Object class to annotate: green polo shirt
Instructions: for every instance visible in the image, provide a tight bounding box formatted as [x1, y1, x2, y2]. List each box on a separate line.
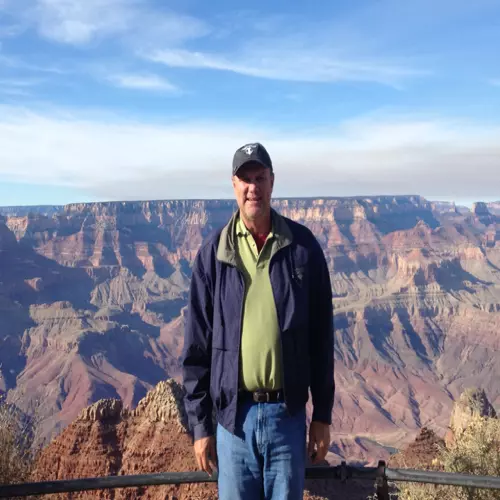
[236, 216, 283, 391]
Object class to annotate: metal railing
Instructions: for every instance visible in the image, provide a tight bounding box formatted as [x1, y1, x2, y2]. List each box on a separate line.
[1, 462, 500, 499]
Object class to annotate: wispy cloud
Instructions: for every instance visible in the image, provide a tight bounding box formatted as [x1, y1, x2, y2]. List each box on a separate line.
[0, 105, 498, 201]
[0, 77, 42, 86]
[3, 0, 429, 88]
[145, 48, 425, 87]
[107, 73, 178, 92]
[33, 0, 136, 45]
[0, 87, 31, 96]
[26, 0, 209, 47]
[0, 24, 24, 37]
[489, 79, 500, 86]
[0, 77, 44, 97]
[0, 53, 65, 74]
[135, 1, 436, 88]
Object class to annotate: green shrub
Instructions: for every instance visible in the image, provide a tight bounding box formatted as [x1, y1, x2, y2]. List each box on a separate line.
[0, 395, 34, 485]
[398, 416, 500, 500]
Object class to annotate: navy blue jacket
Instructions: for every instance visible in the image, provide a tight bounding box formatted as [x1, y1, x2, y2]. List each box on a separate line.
[182, 209, 334, 440]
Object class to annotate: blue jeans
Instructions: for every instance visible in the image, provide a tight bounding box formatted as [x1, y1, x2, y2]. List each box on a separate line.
[216, 397, 307, 500]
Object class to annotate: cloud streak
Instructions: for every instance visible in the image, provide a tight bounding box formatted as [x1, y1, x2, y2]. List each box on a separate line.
[145, 47, 426, 87]
[2, 0, 430, 88]
[0, 77, 43, 87]
[0, 77, 45, 97]
[0, 105, 498, 202]
[106, 73, 178, 92]
[9, 0, 209, 47]
[0, 52, 66, 74]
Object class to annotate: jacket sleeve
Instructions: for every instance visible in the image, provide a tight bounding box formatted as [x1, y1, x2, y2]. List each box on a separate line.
[182, 249, 214, 441]
[308, 236, 335, 424]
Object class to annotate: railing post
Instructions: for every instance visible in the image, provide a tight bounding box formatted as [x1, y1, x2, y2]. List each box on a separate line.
[375, 460, 389, 500]
[340, 461, 347, 483]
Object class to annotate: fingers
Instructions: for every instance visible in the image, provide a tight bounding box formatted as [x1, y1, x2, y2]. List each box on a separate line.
[195, 451, 202, 471]
[194, 437, 217, 476]
[313, 440, 328, 464]
[199, 449, 213, 475]
[208, 439, 218, 474]
[307, 427, 316, 457]
[309, 424, 330, 464]
[308, 433, 318, 464]
[308, 441, 315, 456]
[205, 457, 214, 476]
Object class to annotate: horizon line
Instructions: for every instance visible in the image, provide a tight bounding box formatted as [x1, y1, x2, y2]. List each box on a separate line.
[1, 194, 492, 210]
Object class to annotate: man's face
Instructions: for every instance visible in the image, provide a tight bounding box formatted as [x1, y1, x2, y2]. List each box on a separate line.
[232, 163, 274, 221]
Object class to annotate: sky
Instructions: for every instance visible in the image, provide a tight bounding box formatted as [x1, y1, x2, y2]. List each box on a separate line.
[0, 0, 499, 206]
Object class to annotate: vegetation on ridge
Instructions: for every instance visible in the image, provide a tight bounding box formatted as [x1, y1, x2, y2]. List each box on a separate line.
[398, 415, 500, 500]
[0, 394, 36, 485]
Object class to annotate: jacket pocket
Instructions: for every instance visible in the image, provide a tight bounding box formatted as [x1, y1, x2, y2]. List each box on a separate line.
[210, 345, 235, 412]
[292, 265, 307, 288]
[290, 253, 311, 323]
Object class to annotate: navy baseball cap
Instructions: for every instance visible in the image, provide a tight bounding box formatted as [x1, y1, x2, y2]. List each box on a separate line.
[232, 142, 273, 176]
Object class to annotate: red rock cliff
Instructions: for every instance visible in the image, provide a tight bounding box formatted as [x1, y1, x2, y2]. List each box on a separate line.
[1, 195, 499, 463]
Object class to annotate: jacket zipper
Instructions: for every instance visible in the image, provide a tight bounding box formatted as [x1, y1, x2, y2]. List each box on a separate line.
[290, 245, 297, 281]
[234, 265, 245, 397]
[268, 246, 291, 415]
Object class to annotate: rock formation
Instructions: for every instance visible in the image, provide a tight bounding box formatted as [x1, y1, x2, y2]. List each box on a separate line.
[389, 427, 444, 469]
[78, 398, 124, 422]
[391, 388, 498, 471]
[32, 380, 373, 500]
[487, 201, 500, 216]
[472, 201, 498, 225]
[445, 388, 497, 447]
[431, 201, 472, 215]
[472, 202, 490, 216]
[132, 379, 189, 431]
[32, 379, 219, 499]
[0, 205, 63, 217]
[1, 195, 500, 463]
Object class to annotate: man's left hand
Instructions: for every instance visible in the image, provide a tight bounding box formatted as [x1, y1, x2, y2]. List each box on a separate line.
[308, 421, 331, 465]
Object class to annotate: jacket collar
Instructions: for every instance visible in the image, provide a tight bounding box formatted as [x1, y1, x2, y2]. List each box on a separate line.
[216, 208, 293, 267]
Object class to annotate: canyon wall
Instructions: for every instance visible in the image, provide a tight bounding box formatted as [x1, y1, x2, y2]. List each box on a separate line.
[1, 195, 499, 461]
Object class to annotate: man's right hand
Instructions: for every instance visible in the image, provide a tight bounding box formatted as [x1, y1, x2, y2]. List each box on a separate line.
[194, 436, 218, 476]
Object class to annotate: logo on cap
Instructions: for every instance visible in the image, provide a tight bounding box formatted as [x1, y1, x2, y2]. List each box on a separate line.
[242, 145, 255, 155]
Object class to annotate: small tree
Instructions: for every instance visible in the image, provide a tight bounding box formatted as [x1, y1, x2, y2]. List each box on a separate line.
[398, 416, 500, 500]
[0, 394, 34, 485]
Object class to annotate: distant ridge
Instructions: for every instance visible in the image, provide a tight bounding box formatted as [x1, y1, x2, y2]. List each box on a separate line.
[0, 205, 63, 217]
[1, 193, 499, 465]
[0, 196, 493, 218]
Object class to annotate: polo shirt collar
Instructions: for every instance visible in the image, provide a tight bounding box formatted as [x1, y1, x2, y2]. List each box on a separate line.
[236, 215, 275, 239]
[216, 208, 292, 267]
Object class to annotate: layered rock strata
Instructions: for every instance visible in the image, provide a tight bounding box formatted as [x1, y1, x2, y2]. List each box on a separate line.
[32, 380, 373, 500]
[1, 195, 499, 463]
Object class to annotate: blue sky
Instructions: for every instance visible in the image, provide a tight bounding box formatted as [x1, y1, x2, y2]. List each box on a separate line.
[0, 0, 499, 206]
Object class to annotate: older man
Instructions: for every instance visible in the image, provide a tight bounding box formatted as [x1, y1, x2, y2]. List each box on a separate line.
[182, 142, 334, 499]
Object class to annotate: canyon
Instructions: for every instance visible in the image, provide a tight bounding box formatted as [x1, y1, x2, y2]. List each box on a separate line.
[30, 379, 374, 500]
[28, 383, 498, 500]
[1, 195, 499, 465]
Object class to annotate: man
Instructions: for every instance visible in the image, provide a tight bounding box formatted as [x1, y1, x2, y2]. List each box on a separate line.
[182, 142, 334, 500]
